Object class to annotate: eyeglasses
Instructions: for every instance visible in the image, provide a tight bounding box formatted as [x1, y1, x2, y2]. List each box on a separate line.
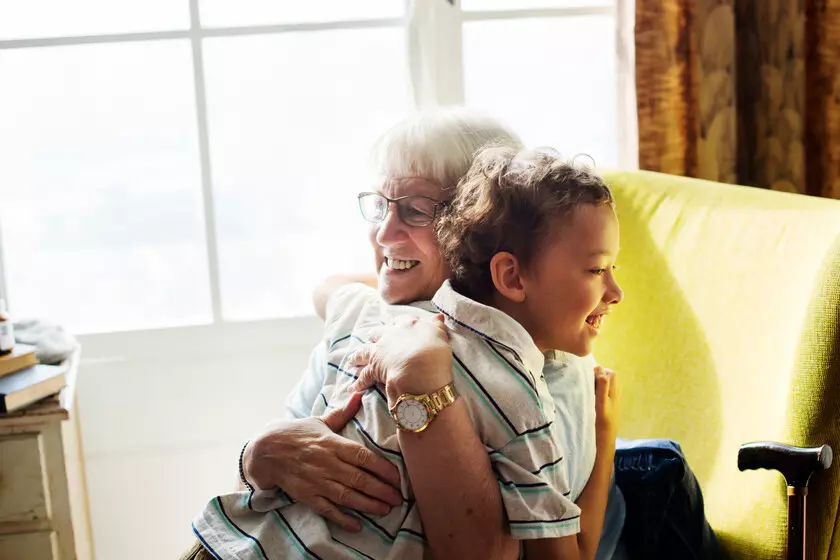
[357, 192, 448, 227]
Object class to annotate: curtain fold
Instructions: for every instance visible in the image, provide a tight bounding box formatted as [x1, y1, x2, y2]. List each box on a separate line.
[635, 0, 840, 199]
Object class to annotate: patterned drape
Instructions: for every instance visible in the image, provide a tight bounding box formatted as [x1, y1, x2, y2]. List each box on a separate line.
[635, 0, 840, 199]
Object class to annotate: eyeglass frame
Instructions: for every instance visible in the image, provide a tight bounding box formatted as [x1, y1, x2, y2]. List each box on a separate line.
[357, 191, 449, 227]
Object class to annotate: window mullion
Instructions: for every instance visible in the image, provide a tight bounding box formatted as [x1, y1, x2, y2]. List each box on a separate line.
[189, 0, 224, 323]
[406, 0, 465, 108]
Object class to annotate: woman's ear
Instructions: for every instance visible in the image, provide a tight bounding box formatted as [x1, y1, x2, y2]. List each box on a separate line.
[489, 252, 526, 303]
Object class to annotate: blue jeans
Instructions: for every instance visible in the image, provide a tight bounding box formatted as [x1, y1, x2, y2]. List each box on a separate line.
[615, 438, 719, 560]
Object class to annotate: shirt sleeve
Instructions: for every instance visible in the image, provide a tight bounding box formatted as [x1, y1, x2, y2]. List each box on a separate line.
[284, 340, 329, 419]
[492, 427, 582, 540]
[285, 282, 378, 418]
[251, 286, 379, 510]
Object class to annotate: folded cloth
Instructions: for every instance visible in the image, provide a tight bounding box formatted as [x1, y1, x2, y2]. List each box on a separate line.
[14, 319, 79, 364]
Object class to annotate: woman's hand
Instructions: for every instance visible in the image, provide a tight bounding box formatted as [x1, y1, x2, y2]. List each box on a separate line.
[594, 365, 620, 441]
[347, 313, 453, 403]
[242, 392, 403, 532]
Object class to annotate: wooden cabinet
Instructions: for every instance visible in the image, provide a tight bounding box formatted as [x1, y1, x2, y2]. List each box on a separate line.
[0, 354, 92, 559]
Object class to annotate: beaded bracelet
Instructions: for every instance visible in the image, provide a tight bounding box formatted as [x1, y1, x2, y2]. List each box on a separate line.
[238, 440, 254, 492]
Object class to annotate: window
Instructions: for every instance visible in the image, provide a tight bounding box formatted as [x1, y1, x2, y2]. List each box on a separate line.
[0, 0, 623, 334]
[462, 15, 617, 166]
[0, 41, 212, 333]
[203, 29, 409, 321]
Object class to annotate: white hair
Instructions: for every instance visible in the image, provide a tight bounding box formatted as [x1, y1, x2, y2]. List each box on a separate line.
[371, 107, 524, 188]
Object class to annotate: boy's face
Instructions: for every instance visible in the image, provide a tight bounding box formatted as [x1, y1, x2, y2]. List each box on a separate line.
[519, 203, 624, 356]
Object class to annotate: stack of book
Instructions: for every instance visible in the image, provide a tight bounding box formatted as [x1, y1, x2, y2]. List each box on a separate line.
[0, 344, 68, 413]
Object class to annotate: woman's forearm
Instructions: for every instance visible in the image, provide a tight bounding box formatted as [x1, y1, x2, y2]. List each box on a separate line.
[399, 399, 519, 560]
[353, 314, 517, 558]
[574, 434, 615, 560]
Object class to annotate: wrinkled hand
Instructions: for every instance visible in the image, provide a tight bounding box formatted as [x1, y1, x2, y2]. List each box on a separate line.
[242, 392, 402, 532]
[347, 313, 453, 403]
[594, 365, 620, 439]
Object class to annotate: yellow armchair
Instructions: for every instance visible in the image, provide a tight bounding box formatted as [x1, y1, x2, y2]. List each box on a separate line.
[598, 170, 840, 559]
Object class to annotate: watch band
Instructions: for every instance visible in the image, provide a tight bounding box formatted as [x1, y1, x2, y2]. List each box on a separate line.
[423, 382, 459, 414]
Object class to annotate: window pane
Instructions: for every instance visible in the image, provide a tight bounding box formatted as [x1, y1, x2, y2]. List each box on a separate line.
[200, 0, 402, 27]
[0, 0, 188, 40]
[462, 0, 611, 10]
[463, 15, 618, 167]
[0, 41, 212, 334]
[203, 29, 409, 321]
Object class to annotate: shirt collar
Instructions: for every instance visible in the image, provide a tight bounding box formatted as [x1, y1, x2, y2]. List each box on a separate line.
[431, 280, 545, 376]
[543, 349, 571, 366]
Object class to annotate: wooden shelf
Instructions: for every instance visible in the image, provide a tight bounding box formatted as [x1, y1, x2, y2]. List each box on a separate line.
[0, 347, 92, 559]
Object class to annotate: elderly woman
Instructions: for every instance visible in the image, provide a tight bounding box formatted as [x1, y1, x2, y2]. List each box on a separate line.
[185, 109, 715, 560]
[262, 110, 546, 558]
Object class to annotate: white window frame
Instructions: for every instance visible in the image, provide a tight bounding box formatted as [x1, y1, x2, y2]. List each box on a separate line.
[0, 0, 628, 358]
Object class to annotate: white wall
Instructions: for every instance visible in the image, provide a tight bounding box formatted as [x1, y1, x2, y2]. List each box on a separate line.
[76, 317, 323, 559]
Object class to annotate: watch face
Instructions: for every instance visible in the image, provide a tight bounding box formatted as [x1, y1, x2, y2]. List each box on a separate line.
[396, 399, 430, 431]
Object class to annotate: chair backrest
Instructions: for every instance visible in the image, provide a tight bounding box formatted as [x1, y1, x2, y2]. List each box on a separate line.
[598, 170, 840, 559]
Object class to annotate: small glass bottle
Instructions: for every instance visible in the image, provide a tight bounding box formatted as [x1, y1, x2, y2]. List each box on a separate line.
[0, 299, 14, 355]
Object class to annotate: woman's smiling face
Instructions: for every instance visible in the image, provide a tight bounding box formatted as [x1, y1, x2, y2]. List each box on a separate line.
[368, 177, 451, 304]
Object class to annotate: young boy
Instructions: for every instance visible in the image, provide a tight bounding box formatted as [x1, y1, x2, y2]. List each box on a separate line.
[193, 146, 622, 559]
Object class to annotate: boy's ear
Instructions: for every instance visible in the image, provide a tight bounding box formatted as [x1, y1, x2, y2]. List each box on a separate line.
[489, 252, 526, 303]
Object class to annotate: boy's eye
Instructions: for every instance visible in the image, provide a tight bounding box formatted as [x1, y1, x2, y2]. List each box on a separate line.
[590, 265, 619, 276]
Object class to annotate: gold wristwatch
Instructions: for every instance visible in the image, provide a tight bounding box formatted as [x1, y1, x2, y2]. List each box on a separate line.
[389, 382, 459, 433]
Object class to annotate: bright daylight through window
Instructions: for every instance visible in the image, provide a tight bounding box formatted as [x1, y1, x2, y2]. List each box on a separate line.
[0, 0, 619, 334]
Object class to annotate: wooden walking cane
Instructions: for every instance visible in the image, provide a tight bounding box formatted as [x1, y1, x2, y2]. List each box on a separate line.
[738, 442, 833, 560]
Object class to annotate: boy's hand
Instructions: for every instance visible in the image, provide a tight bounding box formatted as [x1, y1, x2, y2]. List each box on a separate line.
[594, 366, 620, 439]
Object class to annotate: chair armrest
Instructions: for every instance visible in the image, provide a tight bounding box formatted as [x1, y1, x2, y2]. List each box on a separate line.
[738, 441, 833, 487]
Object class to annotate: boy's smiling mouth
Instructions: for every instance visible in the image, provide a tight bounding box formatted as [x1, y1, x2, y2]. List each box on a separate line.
[585, 311, 607, 331]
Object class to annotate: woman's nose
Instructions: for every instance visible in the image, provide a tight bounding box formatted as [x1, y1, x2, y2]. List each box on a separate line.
[375, 203, 407, 245]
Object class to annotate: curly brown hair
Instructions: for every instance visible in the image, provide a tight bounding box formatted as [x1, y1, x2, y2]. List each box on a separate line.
[436, 146, 614, 302]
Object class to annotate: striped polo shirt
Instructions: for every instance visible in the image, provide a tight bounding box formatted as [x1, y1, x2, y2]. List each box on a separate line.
[193, 281, 581, 559]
